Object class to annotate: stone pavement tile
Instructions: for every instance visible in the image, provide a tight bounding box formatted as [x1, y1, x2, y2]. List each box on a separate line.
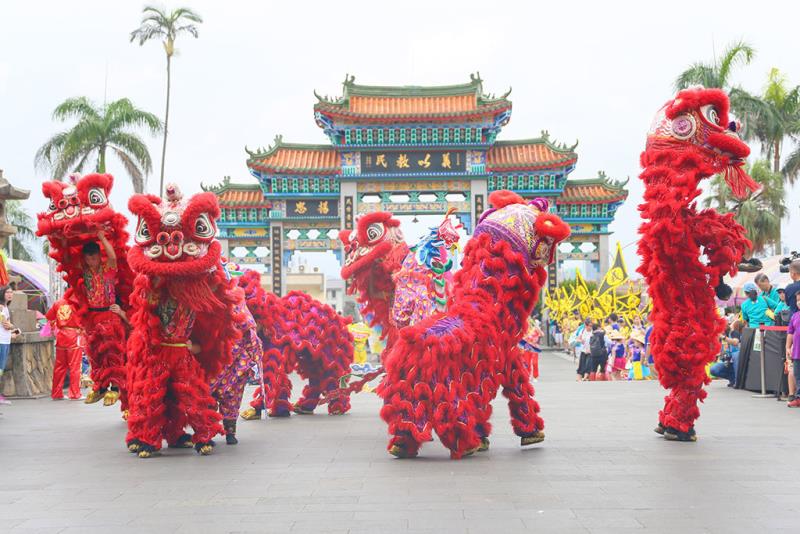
[408, 517, 527, 531]
[572, 508, 645, 529]
[9, 528, 66, 534]
[62, 528, 173, 534]
[11, 510, 95, 529]
[588, 530, 707, 534]
[297, 519, 409, 532]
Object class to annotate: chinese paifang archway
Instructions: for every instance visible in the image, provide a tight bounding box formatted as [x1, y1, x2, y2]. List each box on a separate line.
[203, 74, 628, 295]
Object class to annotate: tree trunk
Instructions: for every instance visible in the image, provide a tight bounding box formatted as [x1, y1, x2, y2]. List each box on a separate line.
[159, 53, 171, 197]
[773, 139, 782, 254]
[98, 146, 106, 173]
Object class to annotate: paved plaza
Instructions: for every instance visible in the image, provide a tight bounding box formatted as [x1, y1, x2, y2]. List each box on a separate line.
[2, 351, 799, 533]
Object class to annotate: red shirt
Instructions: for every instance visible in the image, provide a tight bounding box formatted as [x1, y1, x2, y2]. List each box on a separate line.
[46, 299, 81, 348]
[83, 263, 117, 308]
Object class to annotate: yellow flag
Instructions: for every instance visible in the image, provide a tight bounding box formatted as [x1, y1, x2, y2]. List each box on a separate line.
[597, 242, 629, 296]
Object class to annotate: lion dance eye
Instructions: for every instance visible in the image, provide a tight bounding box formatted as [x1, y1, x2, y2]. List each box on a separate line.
[194, 213, 215, 240]
[700, 105, 721, 126]
[87, 188, 107, 206]
[134, 218, 152, 244]
[48, 201, 57, 212]
[670, 114, 697, 140]
[366, 223, 385, 243]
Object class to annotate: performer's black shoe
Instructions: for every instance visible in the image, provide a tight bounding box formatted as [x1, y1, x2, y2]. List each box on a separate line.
[223, 419, 238, 445]
[293, 404, 314, 415]
[137, 444, 156, 459]
[662, 426, 697, 442]
[715, 279, 733, 301]
[478, 437, 490, 452]
[167, 434, 194, 449]
[520, 431, 546, 446]
[737, 257, 763, 273]
[195, 440, 216, 455]
[127, 439, 142, 453]
[654, 423, 666, 435]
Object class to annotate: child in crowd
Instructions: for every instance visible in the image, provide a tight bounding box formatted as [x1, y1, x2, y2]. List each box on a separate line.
[628, 331, 649, 380]
[609, 331, 627, 380]
[520, 317, 543, 381]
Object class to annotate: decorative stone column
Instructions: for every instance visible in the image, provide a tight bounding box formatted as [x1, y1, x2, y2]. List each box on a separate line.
[0, 169, 52, 398]
[0, 169, 31, 251]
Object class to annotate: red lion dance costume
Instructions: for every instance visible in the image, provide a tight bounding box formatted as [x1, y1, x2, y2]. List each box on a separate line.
[380, 191, 570, 458]
[339, 210, 461, 353]
[638, 87, 758, 442]
[125, 185, 239, 458]
[238, 270, 354, 420]
[37, 174, 133, 410]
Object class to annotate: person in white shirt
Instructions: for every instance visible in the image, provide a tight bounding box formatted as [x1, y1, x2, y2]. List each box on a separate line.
[0, 286, 21, 405]
[575, 317, 593, 381]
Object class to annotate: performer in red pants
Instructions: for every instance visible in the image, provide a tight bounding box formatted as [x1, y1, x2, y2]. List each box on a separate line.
[47, 299, 83, 400]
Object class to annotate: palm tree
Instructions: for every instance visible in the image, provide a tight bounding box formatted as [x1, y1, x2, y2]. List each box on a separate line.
[675, 40, 755, 92]
[130, 6, 203, 196]
[733, 69, 800, 180]
[727, 69, 800, 252]
[5, 200, 39, 261]
[703, 160, 786, 255]
[35, 97, 162, 193]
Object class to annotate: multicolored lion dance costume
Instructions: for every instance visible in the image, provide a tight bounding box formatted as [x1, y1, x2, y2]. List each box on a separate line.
[380, 191, 570, 459]
[238, 270, 355, 420]
[339, 209, 461, 352]
[210, 292, 262, 445]
[638, 87, 758, 442]
[126, 185, 239, 458]
[37, 173, 133, 410]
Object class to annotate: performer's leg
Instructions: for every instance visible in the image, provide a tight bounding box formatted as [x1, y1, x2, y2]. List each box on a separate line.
[66, 346, 83, 399]
[655, 310, 718, 441]
[502, 347, 545, 446]
[83, 315, 106, 403]
[244, 345, 291, 419]
[212, 361, 249, 444]
[51, 348, 67, 399]
[379, 380, 428, 459]
[313, 351, 352, 416]
[125, 362, 170, 456]
[84, 312, 127, 406]
[173, 354, 223, 454]
[163, 396, 192, 449]
[294, 369, 323, 414]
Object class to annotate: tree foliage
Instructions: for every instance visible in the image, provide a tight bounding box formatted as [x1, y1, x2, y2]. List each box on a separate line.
[34, 97, 161, 193]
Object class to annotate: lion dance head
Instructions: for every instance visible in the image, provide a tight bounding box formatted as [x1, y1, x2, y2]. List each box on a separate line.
[646, 86, 758, 198]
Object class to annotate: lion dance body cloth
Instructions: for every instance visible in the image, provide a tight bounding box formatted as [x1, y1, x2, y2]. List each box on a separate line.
[379, 191, 570, 459]
[637, 87, 757, 442]
[238, 270, 355, 421]
[37, 174, 134, 410]
[125, 185, 240, 458]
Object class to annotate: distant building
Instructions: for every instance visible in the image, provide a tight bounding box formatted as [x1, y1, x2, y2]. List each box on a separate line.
[206, 75, 628, 294]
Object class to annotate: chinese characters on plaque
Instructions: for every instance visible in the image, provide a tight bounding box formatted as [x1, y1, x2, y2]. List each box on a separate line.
[362, 150, 466, 174]
[287, 199, 339, 218]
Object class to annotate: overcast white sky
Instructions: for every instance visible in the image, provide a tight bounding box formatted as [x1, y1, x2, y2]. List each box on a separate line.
[1, 0, 798, 277]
